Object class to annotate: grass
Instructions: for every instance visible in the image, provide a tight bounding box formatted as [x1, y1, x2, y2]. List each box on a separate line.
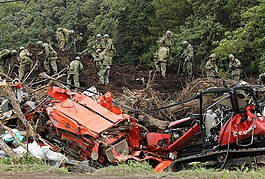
[1, 156, 265, 178]
[0, 154, 68, 174]
[94, 161, 265, 179]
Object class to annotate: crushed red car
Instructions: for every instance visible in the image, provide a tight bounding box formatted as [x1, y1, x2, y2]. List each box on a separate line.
[40, 86, 141, 165]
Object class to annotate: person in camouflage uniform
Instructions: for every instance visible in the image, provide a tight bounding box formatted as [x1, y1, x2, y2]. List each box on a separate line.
[102, 34, 116, 65]
[75, 32, 83, 52]
[18, 47, 33, 80]
[181, 41, 194, 78]
[93, 34, 104, 52]
[259, 73, 265, 85]
[154, 47, 169, 78]
[228, 54, 241, 81]
[56, 28, 75, 51]
[94, 49, 104, 69]
[0, 49, 17, 73]
[37, 41, 58, 75]
[97, 34, 116, 85]
[92, 34, 104, 70]
[66, 56, 83, 87]
[154, 30, 175, 78]
[205, 54, 218, 80]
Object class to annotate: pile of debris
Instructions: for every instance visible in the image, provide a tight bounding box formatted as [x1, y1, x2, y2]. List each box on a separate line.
[2, 63, 265, 173]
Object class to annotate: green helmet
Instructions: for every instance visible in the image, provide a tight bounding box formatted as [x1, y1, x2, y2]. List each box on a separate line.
[182, 41, 189, 46]
[37, 41, 43, 46]
[209, 54, 216, 58]
[11, 50, 17, 56]
[103, 34, 109, 38]
[229, 54, 234, 59]
[166, 30, 172, 37]
[19, 47, 25, 51]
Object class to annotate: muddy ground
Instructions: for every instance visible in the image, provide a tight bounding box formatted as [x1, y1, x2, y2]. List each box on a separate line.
[10, 44, 204, 98]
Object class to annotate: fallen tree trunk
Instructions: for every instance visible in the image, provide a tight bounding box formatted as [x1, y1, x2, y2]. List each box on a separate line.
[138, 113, 170, 132]
[0, 80, 35, 137]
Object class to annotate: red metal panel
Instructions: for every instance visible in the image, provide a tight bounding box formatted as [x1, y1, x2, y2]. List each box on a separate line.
[146, 133, 171, 148]
[53, 99, 115, 136]
[47, 107, 98, 137]
[219, 105, 265, 146]
[154, 160, 173, 173]
[168, 117, 191, 128]
[73, 94, 123, 123]
[48, 86, 70, 101]
[168, 123, 200, 152]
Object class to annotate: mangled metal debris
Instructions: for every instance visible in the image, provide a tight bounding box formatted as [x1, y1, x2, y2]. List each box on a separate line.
[1, 76, 265, 173]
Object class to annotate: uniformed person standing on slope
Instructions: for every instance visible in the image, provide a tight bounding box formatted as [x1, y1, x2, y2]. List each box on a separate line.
[92, 34, 104, 70]
[66, 56, 83, 87]
[93, 34, 104, 52]
[205, 54, 218, 80]
[228, 54, 241, 81]
[97, 34, 116, 85]
[18, 47, 33, 80]
[154, 30, 175, 78]
[56, 28, 75, 51]
[102, 34, 116, 65]
[0, 49, 17, 73]
[259, 73, 265, 85]
[181, 41, 194, 78]
[37, 41, 58, 75]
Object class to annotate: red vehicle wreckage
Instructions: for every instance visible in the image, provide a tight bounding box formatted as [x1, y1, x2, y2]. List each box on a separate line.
[23, 84, 265, 172]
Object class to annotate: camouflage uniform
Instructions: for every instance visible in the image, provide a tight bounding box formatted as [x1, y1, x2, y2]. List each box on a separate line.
[97, 52, 111, 85]
[18, 48, 33, 80]
[205, 57, 218, 80]
[39, 43, 58, 74]
[66, 57, 83, 87]
[155, 34, 174, 78]
[56, 28, 71, 51]
[0, 49, 12, 73]
[97, 36, 116, 85]
[103, 37, 116, 65]
[154, 46, 170, 78]
[259, 73, 265, 85]
[181, 43, 194, 78]
[229, 56, 241, 81]
[94, 49, 104, 69]
[93, 39, 104, 52]
[92, 38, 104, 69]
[75, 33, 83, 52]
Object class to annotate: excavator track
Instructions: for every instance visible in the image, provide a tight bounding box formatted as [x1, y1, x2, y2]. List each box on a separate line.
[171, 147, 265, 171]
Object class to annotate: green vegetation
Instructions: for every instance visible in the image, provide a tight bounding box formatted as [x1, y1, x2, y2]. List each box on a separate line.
[0, 155, 68, 174]
[0, 0, 264, 76]
[94, 161, 265, 179]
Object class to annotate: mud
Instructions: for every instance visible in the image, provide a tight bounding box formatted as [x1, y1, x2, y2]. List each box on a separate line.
[11, 44, 203, 98]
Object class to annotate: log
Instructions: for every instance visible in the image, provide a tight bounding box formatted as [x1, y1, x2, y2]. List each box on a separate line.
[0, 80, 35, 137]
[138, 113, 170, 132]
